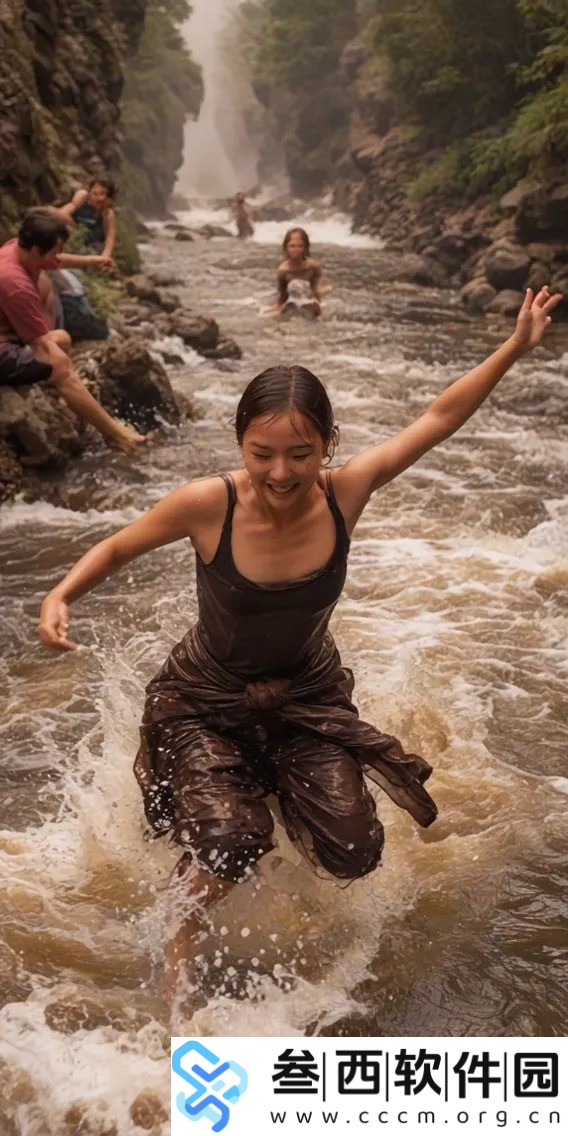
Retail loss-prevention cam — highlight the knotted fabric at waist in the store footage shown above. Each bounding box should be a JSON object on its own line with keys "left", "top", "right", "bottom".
{"left": 135, "top": 623, "right": 438, "bottom": 832}
{"left": 244, "top": 678, "right": 292, "bottom": 711}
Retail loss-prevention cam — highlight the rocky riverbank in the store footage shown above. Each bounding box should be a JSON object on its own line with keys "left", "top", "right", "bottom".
{"left": 0, "top": 270, "right": 242, "bottom": 505}
{"left": 340, "top": 50, "right": 567, "bottom": 316}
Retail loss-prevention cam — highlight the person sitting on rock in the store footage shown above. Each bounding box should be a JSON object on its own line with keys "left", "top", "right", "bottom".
{"left": 0, "top": 208, "right": 149, "bottom": 454}
{"left": 275, "top": 228, "right": 323, "bottom": 318}
{"left": 58, "top": 177, "right": 117, "bottom": 259}
{"left": 232, "top": 192, "right": 255, "bottom": 240}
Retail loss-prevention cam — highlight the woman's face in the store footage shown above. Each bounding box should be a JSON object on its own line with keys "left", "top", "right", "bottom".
{"left": 88, "top": 183, "right": 111, "bottom": 211}
{"left": 286, "top": 232, "right": 307, "bottom": 260}
{"left": 242, "top": 411, "right": 325, "bottom": 510}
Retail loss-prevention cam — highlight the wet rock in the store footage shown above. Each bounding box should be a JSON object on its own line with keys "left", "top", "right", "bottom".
{"left": 154, "top": 288, "right": 181, "bottom": 313}
{"left": 116, "top": 298, "right": 153, "bottom": 325}
{"left": 460, "top": 277, "right": 497, "bottom": 311}
{"left": 484, "top": 244, "right": 531, "bottom": 291}
{"left": 0, "top": 384, "right": 82, "bottom": 467}
{"left": 407, "top": 256, "right": 451, "bottom": 288}
{"left": 515, "top": 182, "right": 568, "bottom": 242}
{"left": 98, "top": 341, "right": 181, "bottom": 431}
{"left": 197, "top": 224, "right": 233, "bottom": 239}
{"left": 167, "top": 310, "right": 220, "bottom": 352}
{"left": 129, "top": 1090, "right": 168, "bottom": 1130}
{"left": 551, "top": 266, "right": 568, "bottom": 297}
{"left": 64, "top": 1103, "right": 117, "bottom": 1136}
{"left": 125, "top": 275, "right": 162, "bottom": 305}
{"left": 486, "top": 289, "right": 525, "bottom": 316}
{"left": 174, "top": 229, "right": 197, "bottom": 241}
{"left": 150, "top": 271, "right": 184, "bottom": 288}
{"left": 202, "top": 336, "right": 243, "bottom": 361}
{"left": 135, "top": 218, "right": 155, "bottom": 240}
{"left": 0, "top": 441, "right": 25, "bottom": 503}
{"left": 525, "top": 242, "right": 557, "bottom": 265}
{"left": 499, "top": 180, "right": 537, "bottom": 216}
{"left": 525, "top": 261, "right": 550, "bottom": 292}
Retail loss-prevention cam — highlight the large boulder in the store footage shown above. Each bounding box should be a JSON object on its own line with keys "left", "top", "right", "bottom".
{"left": 0, "top": 384, "right": 81, "bottom": 466}
{"left": 125, "top": 275, "right": 161, "bottom": 305}
{"left": 486, "top": 290, "right": 525, "bottom": 316}
{"left": 97, "top": 341, "right": 180, "bottom": 432}
{"left": 197, "top": 225, "right": 233, "bottom": 239}
{"left": 484, "top": 243, "right": 531, "bottom": 291}
{"left": 167, "top": 310, "right": 220, "bottom": 352}
{"left": 460, "top": 278, "right": 497, "bottom": 311}
{"left": 0, "top": 441, "right": 25, "bottom": 503}
{"left": 202, "top": 336, "right": 243, "bottom": 361}
{"left": 515, "top": 182, "right": 568, "bottom": 242}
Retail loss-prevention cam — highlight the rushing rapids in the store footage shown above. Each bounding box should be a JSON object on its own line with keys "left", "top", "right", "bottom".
{"left": 0, "top": 207, "right": 567, "bottom": 1133}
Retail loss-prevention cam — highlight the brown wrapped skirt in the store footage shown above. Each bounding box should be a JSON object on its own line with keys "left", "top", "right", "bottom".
{"left": 134, "top": 627, "right": 437, "bottom": 883}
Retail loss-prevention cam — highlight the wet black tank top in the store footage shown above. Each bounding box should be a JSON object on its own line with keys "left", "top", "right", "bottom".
{"left": 195, "top": 473, "right": 350, "bottom": 678}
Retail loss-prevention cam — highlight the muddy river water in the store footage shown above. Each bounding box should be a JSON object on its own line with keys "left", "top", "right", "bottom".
{"left": 0, "top": 208, "right": 566, "bottom": 1134}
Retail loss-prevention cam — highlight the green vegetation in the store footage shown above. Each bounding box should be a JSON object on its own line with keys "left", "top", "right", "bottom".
{"left": 236, "top": 0, "right": 567, "bottom": 203}
{"left": 235, "top": 0, "right": 358, "bottom": 193}
{"left": 121, "top": 0, "right": 203, "bottom": 214}
{"left": 366, "top": 0, "right": 568, "bottom": 200}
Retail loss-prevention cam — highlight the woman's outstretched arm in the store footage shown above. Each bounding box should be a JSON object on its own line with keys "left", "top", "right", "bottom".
{"left": 38, "top": 478, "right": 225, "bottom": 651}
{"left": 335, "top": 286, "right": 563, "bottom": 526}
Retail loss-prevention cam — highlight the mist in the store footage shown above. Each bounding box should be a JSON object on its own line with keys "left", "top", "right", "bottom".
{"left": 176, "top": 0, "right": 260, "bottom": 199}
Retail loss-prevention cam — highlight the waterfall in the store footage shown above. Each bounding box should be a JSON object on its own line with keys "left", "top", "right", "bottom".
{"left": 177, "top": 0, "right": 260, "bottom": 199}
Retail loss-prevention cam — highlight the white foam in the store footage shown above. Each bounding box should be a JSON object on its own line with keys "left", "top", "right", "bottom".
{"left": 0, "top": 500, "right": 143, "bottom": 531}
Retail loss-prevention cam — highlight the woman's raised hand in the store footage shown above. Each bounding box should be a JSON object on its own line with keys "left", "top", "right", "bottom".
{"left": 512, "top": 286, "right": 563, "bottom": 353}
{"left": 39, "top": 594, "right": 76, "bottom": 652}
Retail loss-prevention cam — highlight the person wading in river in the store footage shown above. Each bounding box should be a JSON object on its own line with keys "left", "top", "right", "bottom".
{"left": 0, "top": 208, "right": 149, "bottom": 455}
{"left": 38, "top": 285, "right": 561, "bottom": 1000}
{"left": 275, "top": 228, "right": 324, "bottom": 318}
{"left": 232, "top": 192, "right": 255, "bottom": 240}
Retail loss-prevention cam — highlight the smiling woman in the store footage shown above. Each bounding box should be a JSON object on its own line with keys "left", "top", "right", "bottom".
{"left": 37, "top": 285, "right": 562, "bottom": 1005}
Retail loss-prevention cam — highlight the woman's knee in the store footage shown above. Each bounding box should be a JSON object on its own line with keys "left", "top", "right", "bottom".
{"left": 175, "top": 814, "right": 275, "bottom": 884}
{"left": 314, "top": 814, "right": 384, "bottom": 880}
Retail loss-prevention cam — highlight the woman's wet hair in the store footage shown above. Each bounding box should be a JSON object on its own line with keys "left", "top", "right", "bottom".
{"left": 18, "top": 208, "right": 69, "bottom": 254}
{"left": 88, "top": 177, "right": 116, "bottom": 199}
{"left": 283, "top": 228, "right": 310, "bottom": 257}
{"left": 235, "top": 365, "right": 339, "bottom": 461}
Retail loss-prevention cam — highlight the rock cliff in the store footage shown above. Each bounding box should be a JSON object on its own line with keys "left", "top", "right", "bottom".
{"left": 0, "top": 0, "right": 147, "bottom": 238}
{"left": 341, "top": 38, "right": 568, "bottom": 315}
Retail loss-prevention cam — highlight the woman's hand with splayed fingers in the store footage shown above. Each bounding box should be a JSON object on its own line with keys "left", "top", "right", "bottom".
{"left": 511, "top": 286, "right": 563, "bottom": 354}
{"left": 39, "top": 594, "right": 76, "bottom": 652}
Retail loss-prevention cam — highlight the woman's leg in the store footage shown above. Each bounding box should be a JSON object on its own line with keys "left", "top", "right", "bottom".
{"left": 274, "top": 732, "right": 384, "bottom": 880}
{"left": 164, "top": 860, "right": 235, "bottom": 1003}
{"left": 158, "top": 720, "right": 274, "bottom": 1004}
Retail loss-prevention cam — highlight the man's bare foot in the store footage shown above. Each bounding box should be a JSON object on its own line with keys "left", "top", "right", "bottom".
{"left": 107, "top": 426, "right": 154, "bottom": 454}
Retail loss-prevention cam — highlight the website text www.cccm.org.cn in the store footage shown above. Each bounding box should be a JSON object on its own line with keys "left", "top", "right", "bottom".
{"left": 267, "top": 1105, "right": 562, "bottom": 1129}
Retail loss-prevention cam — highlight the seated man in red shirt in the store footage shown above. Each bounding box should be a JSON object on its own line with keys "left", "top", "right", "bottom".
{"left": 0, "top": 208, "right": 149, "bottom": 454}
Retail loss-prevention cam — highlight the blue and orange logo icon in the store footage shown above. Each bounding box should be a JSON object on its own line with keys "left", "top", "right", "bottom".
{"left": 172, "top": 1040, "right": 248, "bottom": 1132}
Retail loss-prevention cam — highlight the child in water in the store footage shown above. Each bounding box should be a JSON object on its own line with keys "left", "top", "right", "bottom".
{"left": 233, "top": 193, "right": 255, "bottom": 240}
{"left": 38, "top": 286, "right": 561, "bottom": 998}
{"left": 276, "top": 228, "right": 323, "bottom": 318}
{"left": 58, "top": 177, "right": 117, "bottom": 261}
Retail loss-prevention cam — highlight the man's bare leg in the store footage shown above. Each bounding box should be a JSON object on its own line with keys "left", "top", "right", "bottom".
{"left": 49, "top": 366, "right": 150, "bottom": 453}
{"left": 34, "top": 342, "right": 150, "bottom": 453}
{"left": 165, "top": 861, "right": 235, "bottom": 1012}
